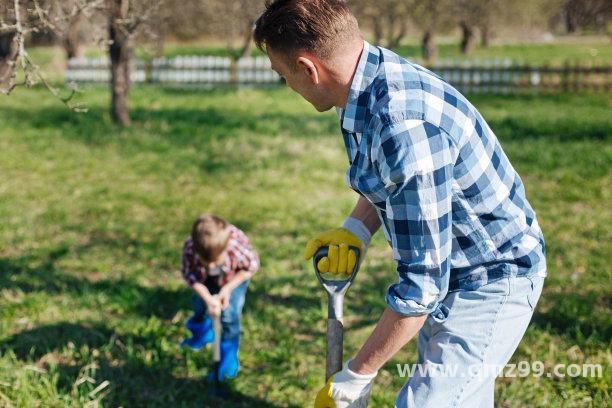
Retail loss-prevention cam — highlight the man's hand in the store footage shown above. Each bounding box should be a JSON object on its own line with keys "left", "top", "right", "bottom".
{"left": 314, "top": 361, "right": 376, "bottom": 408}
{"left": 304, "top": 228, "right": 362, "bottom": 276}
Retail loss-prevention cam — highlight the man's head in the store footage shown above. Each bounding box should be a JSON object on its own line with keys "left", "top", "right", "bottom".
{"left": 254, "top": 0, "right": 363, "bottom": 111}
{"left": 191, "top": 214, "right": 230, "bottom": 266}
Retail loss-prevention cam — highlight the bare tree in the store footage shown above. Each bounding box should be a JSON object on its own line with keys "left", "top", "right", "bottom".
{"left": 106, "top": 0, "right": 177, "bottom": 125}
{"left": 31, "top": 1, "right": 105, "bottom": 59}
{"left": 407, "top": 0, "right": 455, "bottom": 61}
{"left": 563, "top": 0, "right": 611, "bottom": 33}
{"left": 224, "top": 0, "right": 263, "bottom": 59}
{"left": 108, "top": 0, "right": 132, "bottom": 125}
{"left": 453, "top": 0, "right": 483, "bottom": 54}
{"left": 0, "top": 0, "right": 166, "bottom": 123}
{"left": 157, "top": 0, "right": 264, "bottom": 60}
{"left": 0, "top": 0, "right": 103, "bottom": 112}
{"left": 350, "top": 0, "right": 410, "bottom": 49}
{"left": 1, "top": 0, "right": 25, "bottom": 92}
{"left": 200, "top": 0, "right": 263, "bottom": 60}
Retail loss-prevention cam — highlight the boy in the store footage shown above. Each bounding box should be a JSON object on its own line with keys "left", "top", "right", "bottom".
{"left": 180, "top": 214, "right": 259, "bottom": 381}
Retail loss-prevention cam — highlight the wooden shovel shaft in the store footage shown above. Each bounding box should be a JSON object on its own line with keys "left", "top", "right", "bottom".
{"left": 212, "top": 315, "right": 222, "bottom": 362}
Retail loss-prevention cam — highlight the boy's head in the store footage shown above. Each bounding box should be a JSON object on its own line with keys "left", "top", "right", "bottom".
{"left": 191, "top": 214, "right": 230, "bottom": 265}
{"left": 254, "top": 0, "right": 363, "bottom": 112}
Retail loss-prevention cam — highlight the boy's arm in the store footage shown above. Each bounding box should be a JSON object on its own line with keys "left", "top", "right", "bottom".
{"left": 192, "top": 281, "right": 213, "bottom": 301}
{"left": 221, "top": 270, "right": 251, "bottom": 293}
{"left": 181, "top": 239, "right": 200, "bottom": 286}
{"left": 218, "top": 270, "right": 252, "bottom": 310}
{"left": 218, "top": 230, "right": 258, "bottom": 307}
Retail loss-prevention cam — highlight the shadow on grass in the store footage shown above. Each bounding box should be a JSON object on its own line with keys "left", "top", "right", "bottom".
{"left": 0, "top": 239, "right": 191, "bottom": 320}
{"left": 530, "top": 290, "right": 611, "bottom": 344}
{"left": 490, "top": 116, "right": 610, "bottom": 142}
{"left": 2, "top": 323, "right": 293, "bottom": 408}
{"left": 1, "top": 92, "right": 608, "bottom": 149}
{"left": 0, "top": 322, "right": 119, "bottom": 360}
{"left": 0, "top": 103, "right": 337, "bottom": 145}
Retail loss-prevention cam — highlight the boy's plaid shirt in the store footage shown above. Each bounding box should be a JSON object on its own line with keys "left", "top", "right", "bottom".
{"left": 338, "top": 41, "right": 546, "bottom": 316}
{"left": 181, "top": 224, "right": 259, "bottom": 287}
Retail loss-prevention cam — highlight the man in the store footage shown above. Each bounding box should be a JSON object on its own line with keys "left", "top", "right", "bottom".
{"left": 254, "top": 1, "right": 547, "bottom": 407}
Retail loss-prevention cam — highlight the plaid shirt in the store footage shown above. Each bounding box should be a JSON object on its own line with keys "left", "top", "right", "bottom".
{"left": 181, "top": 224, "right": 259, "bottom": 287}
{"left": 338, "top": 41, "right": 546, "bottom": 316}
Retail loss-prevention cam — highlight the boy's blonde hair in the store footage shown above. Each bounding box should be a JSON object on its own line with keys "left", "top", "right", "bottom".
{"left": 191, "top": 214, "right": 230, "bottom": 263}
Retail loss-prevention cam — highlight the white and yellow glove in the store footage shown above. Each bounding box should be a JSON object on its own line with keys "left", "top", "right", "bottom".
{"left": 314, "top": 360, "right": 376, "bottom": 408}
{"left": 304, "top": 217, "right": 372, "bottom": 276}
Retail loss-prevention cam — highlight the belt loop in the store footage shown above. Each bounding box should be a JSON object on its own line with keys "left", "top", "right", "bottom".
{"left": 431, "top": 302, "right": 450, "bottom": 323}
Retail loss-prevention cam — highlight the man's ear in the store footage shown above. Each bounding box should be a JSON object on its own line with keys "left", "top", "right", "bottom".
{"left": 296, "top": 55, "right": 320, "bottom": 85}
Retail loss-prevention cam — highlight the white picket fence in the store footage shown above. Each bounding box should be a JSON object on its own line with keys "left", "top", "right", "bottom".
{"left": 65, "top": 56, "right": 148, "bottom": 83}
{"left": 65, "top": 56, "right": 611, "bottom": 93}
{"left": 66, "top": 56, "right": 280, "bottom": 85}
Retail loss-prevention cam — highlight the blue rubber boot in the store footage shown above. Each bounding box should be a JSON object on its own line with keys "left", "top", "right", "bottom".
{"left": 208, "top": 336, "right": 240, "bottom": 381}
{"left": 181, "top": 316, "right": 214, "bottom": 350}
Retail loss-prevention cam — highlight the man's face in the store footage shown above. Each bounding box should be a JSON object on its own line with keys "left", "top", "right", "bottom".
{"left": 268, "top": 48, "right": 335, "bottom": 112}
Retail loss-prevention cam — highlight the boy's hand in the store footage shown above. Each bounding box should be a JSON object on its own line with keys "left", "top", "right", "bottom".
{"left": 218, "top": 286, "right": 232, "bottom": 311}
{"left": 206, "top": 295, "right": 222, "bottom": 318}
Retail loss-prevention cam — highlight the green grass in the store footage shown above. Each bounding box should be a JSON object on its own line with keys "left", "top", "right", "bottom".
{"left": 393, "top": 35, "right": 612, "bottom": 65}
{"left": 154, "top": 36, "right": 612, "bottom": 65}
{"left": 0, "top": 86, "right": 610, "bottom": 407}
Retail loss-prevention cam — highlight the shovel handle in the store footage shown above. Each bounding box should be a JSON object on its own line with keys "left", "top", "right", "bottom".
{"left": 326, "top": 315, "right": 344, "bottom": 381}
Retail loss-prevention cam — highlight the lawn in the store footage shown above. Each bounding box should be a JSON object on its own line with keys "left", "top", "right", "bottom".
{"left": 0, "top": 85, "right": 610, "bottom": 407}
{"left": 156, "top": 35, "right": 612, "bottom": 65}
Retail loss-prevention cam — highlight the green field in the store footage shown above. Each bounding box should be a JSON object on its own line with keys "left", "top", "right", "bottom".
{"left": 156, "top": 36, "right": 612, "bottom": 64}
{"left": 29, "top": 35, "right": 612, "bottom": 68}
{"left": 0, "top": 84, "right": 610, "bottom": 407}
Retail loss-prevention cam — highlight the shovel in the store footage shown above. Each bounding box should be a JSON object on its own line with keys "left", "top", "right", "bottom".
{"left": 207, "top": 289, "right": 225, "bottom": 397}
{"left": 313, "top": 246, "right": 370, "bottom": 407}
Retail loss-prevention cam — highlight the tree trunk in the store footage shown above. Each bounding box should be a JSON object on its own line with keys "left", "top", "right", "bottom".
{"left": 0, "top": 32, "right": 18, "bottom": 88}
{"left": 459, "top": 22, "right": 476, "bottom": 54}
{"left": 372, "top": 18, "right": 383, "bottom": 46}
{"left": 480, "top": 25, "right": 490, "bottom": 48}
{"left": 565, "top": 10, "right": 577, "bottom": 33}
{"left": 238, "top": 20, "right": 254, "bottom": 60}
{"left": 109, "top": 0, "right": 132, "bottom": 126}
{"left": 153, "top": 32, "right": 165, "bottom": 58}
{"left": 64, "top": 13, "right": 84, "bottom": 60}
{"left": 421, "top": 30, "right": 437, "bottom": 62}
{"left": 387, "top": 20, "right": 407, "bottom": 50}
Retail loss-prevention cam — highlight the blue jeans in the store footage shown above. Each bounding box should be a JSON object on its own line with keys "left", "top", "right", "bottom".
{"left": 191, "top": 280, "right": 249, "bottom": 340}
{"left": 395, "top": 274, "right": 545, "bottom": 408}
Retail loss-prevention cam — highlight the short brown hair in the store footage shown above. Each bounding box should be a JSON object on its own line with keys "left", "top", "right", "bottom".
{"left": 191, "top": 214, "right": 230, "bottom": 263}
{"left": 254, "top": 0, "right": 361, "bottom": 60}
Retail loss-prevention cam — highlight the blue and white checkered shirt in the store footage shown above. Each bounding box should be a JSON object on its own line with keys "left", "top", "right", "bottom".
{"left": 338, "top": 41, "right": 546, "bottom": 316}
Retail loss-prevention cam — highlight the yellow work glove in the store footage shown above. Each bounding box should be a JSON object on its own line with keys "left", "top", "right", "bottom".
{"left": 304, "top": 228, "right": 362, "bottom": 276}
{"left": 314, "top": 361, "right": 376, "bottom": 408}
{"left": 314, "top": 377, "right": 335, "bottom": 408}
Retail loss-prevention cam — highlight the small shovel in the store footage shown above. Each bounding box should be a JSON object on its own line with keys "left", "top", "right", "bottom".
{"left": 313, "top": 246, "right": 370, "bottom": 407}
{"left": 207, "top": 289, "right": 225, "bottom": 397}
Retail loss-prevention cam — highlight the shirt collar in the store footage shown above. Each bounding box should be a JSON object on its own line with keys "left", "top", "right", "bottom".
{"left": 338, "top": 40, "right": 380, "bottom": 133}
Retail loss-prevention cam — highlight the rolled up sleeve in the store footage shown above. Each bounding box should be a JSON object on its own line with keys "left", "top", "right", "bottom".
{"left": 374, "top": 119, "right": 455, "bottom": 316}
{"left": 181, "top": 239, "right": 199, "bottom": 287}
{"left": 230, "top": 228, "right": 260, "bottom": 278}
